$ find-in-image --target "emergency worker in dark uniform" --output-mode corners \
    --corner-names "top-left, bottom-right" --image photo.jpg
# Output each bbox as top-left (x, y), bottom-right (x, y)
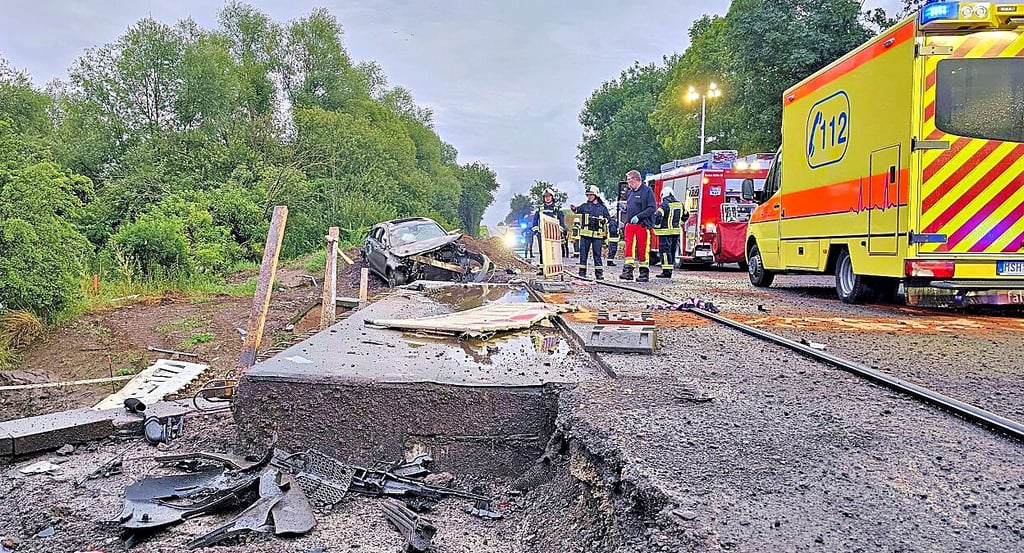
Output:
top-left (619, 170), bottom-right (657, 282)
top-left (532, 188), bottom-right (566, 272)
top-left (570, 185), bottom-right (611, 280)
top-left (606, 217), bottom-right (620, 266)
top-left (653, 185), bottom-right (686, 279)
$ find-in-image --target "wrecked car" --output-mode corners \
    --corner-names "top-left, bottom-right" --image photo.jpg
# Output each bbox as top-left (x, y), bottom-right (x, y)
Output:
top-left (363, 217), bottom-right (491, 287)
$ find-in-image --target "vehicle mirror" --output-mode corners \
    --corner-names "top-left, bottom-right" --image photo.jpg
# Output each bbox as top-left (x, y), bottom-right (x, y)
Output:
top-left (741, 179), bottom-right (755, 201)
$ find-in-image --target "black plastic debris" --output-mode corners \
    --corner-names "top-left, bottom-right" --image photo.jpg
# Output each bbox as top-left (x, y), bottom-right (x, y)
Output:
top-left (143, 415), bottom-right (184, 445)
top-left (466, 487), bottom-right (503, 520)
top-left (381, 498), bottom-right (437, 553)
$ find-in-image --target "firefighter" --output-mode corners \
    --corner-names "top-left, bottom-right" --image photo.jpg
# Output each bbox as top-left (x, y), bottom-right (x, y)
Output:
top-left (653, 185), bottom-right (685, 279)
top-left (619, 170), bottom-right (656, 282)
top-left (520, 214), bottom-right (535, 258)
top-left (606, 217), bottom-right (620, 266)
top-left (570, 185), bottom-right (611, 280)
top-left (570, 218), bottom-right (582, 257)
top-left (532, 188), bottom-right (566, 272)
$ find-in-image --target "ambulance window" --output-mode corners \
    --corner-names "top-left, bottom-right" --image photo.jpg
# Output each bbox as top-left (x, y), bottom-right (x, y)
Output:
top-left (764, 152), bottom-right (782, 197)
top-left (935, 58), bottom-right (1024, 143)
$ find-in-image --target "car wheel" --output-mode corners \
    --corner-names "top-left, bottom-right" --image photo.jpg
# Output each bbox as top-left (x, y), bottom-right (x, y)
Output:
top-left (392, 267), bottom-right (408, 286)
top-left (748, 244), bottom-right (775, 288)
top-left (835, 248), bottom-right (877, 304)
top-left (385, 268), bottom-right (397, 288)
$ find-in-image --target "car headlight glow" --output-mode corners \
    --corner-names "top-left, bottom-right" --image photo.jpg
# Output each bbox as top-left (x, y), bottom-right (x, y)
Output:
top-left (503, 233), bottom-right (518, 247)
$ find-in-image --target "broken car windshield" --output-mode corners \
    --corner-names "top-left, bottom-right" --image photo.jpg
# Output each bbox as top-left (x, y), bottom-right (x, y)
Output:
top-left (391, 222), bottom-right (448, 246)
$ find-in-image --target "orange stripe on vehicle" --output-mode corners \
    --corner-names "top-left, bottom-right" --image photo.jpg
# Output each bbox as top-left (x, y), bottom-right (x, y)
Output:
top-left (924, 145), bottom-right (1024, 233)
top-left (925, 70), bottom-right (936, 91)
top-left (951, 36), bottom-right (983, 58)
top-left (923, 141), bottom-right (1002, 211)
top-left (782, 169), bottom-right (909, 219)
top-left (787, 21), bottom-right (915, 103)
top-left (923, 137), bottom-right (971, 181)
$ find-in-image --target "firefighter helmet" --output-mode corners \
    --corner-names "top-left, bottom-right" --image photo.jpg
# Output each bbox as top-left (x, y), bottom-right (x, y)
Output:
top-left (661, 185), bottom-right (674, 198)
top-left (585, 185), bottom-right (600, 196)
top-left (543, 188), bottom-right (555, 197)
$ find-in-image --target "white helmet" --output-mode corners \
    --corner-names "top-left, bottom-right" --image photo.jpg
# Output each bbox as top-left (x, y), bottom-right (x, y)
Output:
top-left (585, 185), bottom-right (600, 196)
top-left (662, 185), bottom-right (674, 198)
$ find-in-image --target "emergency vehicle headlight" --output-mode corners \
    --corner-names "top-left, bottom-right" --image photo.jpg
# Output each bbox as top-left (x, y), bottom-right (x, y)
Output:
top-left (961, 4), bottom-right (975, 17)
top-left (972, 4), bottom-right (988, 17)
top-left (504, 233), bottom-right (518, 247)
top-left (921, 2), bottom-right (960, 23)
top-left (705, 223), bottom-right (717, 234)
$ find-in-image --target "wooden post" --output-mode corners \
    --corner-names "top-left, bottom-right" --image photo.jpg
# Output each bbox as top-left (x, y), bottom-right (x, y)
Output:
top-left (239, 206), bottom-right (288, 370)
top-left (320, 227), bottom-right (339, 330)
top-left (359, 268), bottom-right (369, 304)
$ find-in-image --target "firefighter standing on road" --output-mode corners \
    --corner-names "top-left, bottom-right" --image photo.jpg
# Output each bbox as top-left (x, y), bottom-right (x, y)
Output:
top-left (570, 185), bottom-right (610, 280)
top-left (606, 217), bottom-right (620, 267)
top-left (619, 170), bottom-right (656, 282)
top-left (653, 185), bottom-right (685, 279)
top-left (532, 188), bottom-right (566, 272)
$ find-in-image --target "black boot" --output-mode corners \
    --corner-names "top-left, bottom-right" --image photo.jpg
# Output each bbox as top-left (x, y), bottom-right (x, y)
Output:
top-left (578, 267), bottom-right (587, 279)
top-left (606, 260), bottom-right (616, 267)
top-left (637, 267), bottom-right (650, 283)
top-left (619, 266), bottom-right (634, 281)
top-left (595, 269), bottom-right (604, 280)
top-left (656, 269), bottom-right (672, 279)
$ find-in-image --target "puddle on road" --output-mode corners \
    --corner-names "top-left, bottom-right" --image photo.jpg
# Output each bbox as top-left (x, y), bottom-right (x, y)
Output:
top-left (427, 285), bottom-right (530, 311)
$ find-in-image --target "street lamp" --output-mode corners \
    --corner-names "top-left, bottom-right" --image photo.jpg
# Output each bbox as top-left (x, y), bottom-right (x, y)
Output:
top-left (685, 82), bottom-right (722, 156)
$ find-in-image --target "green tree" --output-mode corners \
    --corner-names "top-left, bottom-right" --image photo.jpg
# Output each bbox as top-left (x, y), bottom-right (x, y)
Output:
top-left (505, 193), bottom-right (534, 225)
top-left (577, 62), bottom-right (670, 197)
top-left (456, 162), bottom-right (500, 236)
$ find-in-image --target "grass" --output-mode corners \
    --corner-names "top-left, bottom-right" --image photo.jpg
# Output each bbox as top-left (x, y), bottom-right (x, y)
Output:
top-left (0, 310), bottom-right (43, 371)
top-left (179, 332), bottom-right (214, 349)
top-left (156, 315), bottom-right (211, 335)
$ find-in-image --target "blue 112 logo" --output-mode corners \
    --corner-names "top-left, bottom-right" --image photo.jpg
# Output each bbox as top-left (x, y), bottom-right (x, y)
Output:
top-left (806, 91), bottom-right (850, 169)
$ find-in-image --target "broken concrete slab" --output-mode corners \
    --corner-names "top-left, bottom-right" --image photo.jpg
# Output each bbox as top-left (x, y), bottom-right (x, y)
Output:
top-left (584, 325), bottom-right (657, 354)
top-left (531, 280), bottom-right (572, 293)
top-left (0, 408), bottom-right (115, 459)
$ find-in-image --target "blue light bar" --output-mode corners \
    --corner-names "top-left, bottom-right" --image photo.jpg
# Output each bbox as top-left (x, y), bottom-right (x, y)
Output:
top-left (921, 1), bottom-right (960, 24)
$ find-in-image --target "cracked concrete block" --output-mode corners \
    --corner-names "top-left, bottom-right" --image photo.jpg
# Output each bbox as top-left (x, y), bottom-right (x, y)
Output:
top-left (1, 408), bottom-right (115, 457)
top-left (584, 325), bottom-right (657, 354)
top-left (0, 426), bottom-right (12, 460)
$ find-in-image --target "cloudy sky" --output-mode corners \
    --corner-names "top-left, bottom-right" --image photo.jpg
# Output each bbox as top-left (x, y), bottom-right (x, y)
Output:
top-left (1, 0), bottom-right (901, 225)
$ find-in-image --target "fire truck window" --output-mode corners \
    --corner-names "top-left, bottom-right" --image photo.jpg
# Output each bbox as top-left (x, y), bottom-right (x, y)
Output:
top-left (935, 58), bottom-right (1024, 143)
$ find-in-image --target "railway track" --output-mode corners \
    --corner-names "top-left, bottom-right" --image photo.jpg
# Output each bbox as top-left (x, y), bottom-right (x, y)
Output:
top-left (569, 276), bottom-right (1024, 444)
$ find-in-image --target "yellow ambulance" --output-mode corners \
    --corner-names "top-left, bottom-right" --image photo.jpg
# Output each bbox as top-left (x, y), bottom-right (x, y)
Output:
top-left (742, 2), bottom-right (1024, 306)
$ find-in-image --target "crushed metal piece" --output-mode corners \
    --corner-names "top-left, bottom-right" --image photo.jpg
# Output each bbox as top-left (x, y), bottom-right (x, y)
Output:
top-left (391, 453), bottom-right (433, 478)
top-left (186, 470), bottom-right (283, 549)
top-left (155, 451), bottom-right (265, 472)
top-left (381, 498), bottom-right (437, 553)
top-left (143, 415), bottom-right (184, 445)
top-left (271, 473), bottom-right (317, 535)
top-left (77, 452), bottom-right (125, 487)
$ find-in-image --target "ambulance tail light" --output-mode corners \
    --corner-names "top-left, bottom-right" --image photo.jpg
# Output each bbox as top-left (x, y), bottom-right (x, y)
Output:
top-left (704, 223), bottom-right (717, 234)
top-left (905, 260), bottom-right (956, 278)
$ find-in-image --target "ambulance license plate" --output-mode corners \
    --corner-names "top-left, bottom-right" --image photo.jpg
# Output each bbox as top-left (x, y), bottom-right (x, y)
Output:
top-left (997, 261), bottom-right (1024, 276)
top-left (1010, 291), bottom-right (1024, 305)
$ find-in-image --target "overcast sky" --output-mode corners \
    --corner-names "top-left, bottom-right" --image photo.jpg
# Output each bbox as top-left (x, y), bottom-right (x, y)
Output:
top-left (0, 0), bottom-right (901, 226)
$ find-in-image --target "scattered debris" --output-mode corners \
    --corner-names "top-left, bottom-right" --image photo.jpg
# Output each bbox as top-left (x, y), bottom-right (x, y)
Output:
top-left (381, 498), bottom-right (437, 553)
top-left (365, 303), bottom-right (571, 336)
top-left (672, 509), bottom-right (699, 521)
top-left (146, 346), bottom-right (199, 358)
top-left (800, 338), bottom-right (827, 351)
top-left (19, 460), bottom-right (60, 475)
top-left (584, 325), bottom-right (658, 354)
top-left (34, 526), bottom-right (54, 539)
top-left (56, 444), bottom-right (75, 456)
top-left (757, 304), bottom-right (769, 312)
top-left (650, 297), bottom-right (720, 314)
top-left (530, 280), bottom-right (573, 293)
top-left (597, 310), bottom-right (653, 325)
top-left (143, 415), bottom-right (184, 445)
top-left (466, 487), bottom-right (503, 520)
top-left (77, 452), bottom-right (125, 486)
top-left (123, 398), bottom-right (146, 414)
top-left (118, 445), bottom-right (493, 549)
top-left (94, 359), bottom-right (208, 410)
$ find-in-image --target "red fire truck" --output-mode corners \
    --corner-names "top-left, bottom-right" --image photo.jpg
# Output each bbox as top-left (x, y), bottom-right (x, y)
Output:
top-left (646, 151), bottom-right (775, 269)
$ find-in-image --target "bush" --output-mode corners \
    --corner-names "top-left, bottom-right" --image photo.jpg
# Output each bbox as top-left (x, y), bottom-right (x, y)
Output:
top-left (110, 213), bottom-right (189, 278)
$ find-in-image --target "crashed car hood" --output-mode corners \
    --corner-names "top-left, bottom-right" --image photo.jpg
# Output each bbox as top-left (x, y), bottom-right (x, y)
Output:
top-left (390, 234), bottom-right (462, 257)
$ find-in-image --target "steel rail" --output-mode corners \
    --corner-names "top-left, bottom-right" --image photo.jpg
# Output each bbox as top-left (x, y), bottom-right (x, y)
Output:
top-left (525, 281), bottom-right (618, 379)
top-left (580, 276), bottom-right (1024, 443)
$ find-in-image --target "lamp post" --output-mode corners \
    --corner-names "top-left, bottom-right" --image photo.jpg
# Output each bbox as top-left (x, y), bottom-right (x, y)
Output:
top-left (685, 83), bottom-right (722, 156)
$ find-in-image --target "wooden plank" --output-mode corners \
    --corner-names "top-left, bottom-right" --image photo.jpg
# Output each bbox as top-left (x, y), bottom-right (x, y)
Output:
top-left (0, 375), bottom-right (135, 392)
top-left (359, 268), bottom-right (369, 303)
top-left (320, 227), bottom-right (340, 330)
top-left (239, 205), bottom-right (288, 369)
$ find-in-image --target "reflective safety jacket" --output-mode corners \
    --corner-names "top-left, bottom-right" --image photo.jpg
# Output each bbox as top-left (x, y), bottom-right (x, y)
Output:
top-left (607, 218), bottom-right (621, 243)
top-left (654, 194), bottom-right (685, 236)
top-left (572, 200), bottom-right (611, 239)
top-left (532, 202), bottom-right (565, 233)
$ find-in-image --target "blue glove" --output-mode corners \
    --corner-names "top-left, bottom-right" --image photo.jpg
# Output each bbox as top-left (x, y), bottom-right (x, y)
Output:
top-left (630, 216), bottom-right (639, 224)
